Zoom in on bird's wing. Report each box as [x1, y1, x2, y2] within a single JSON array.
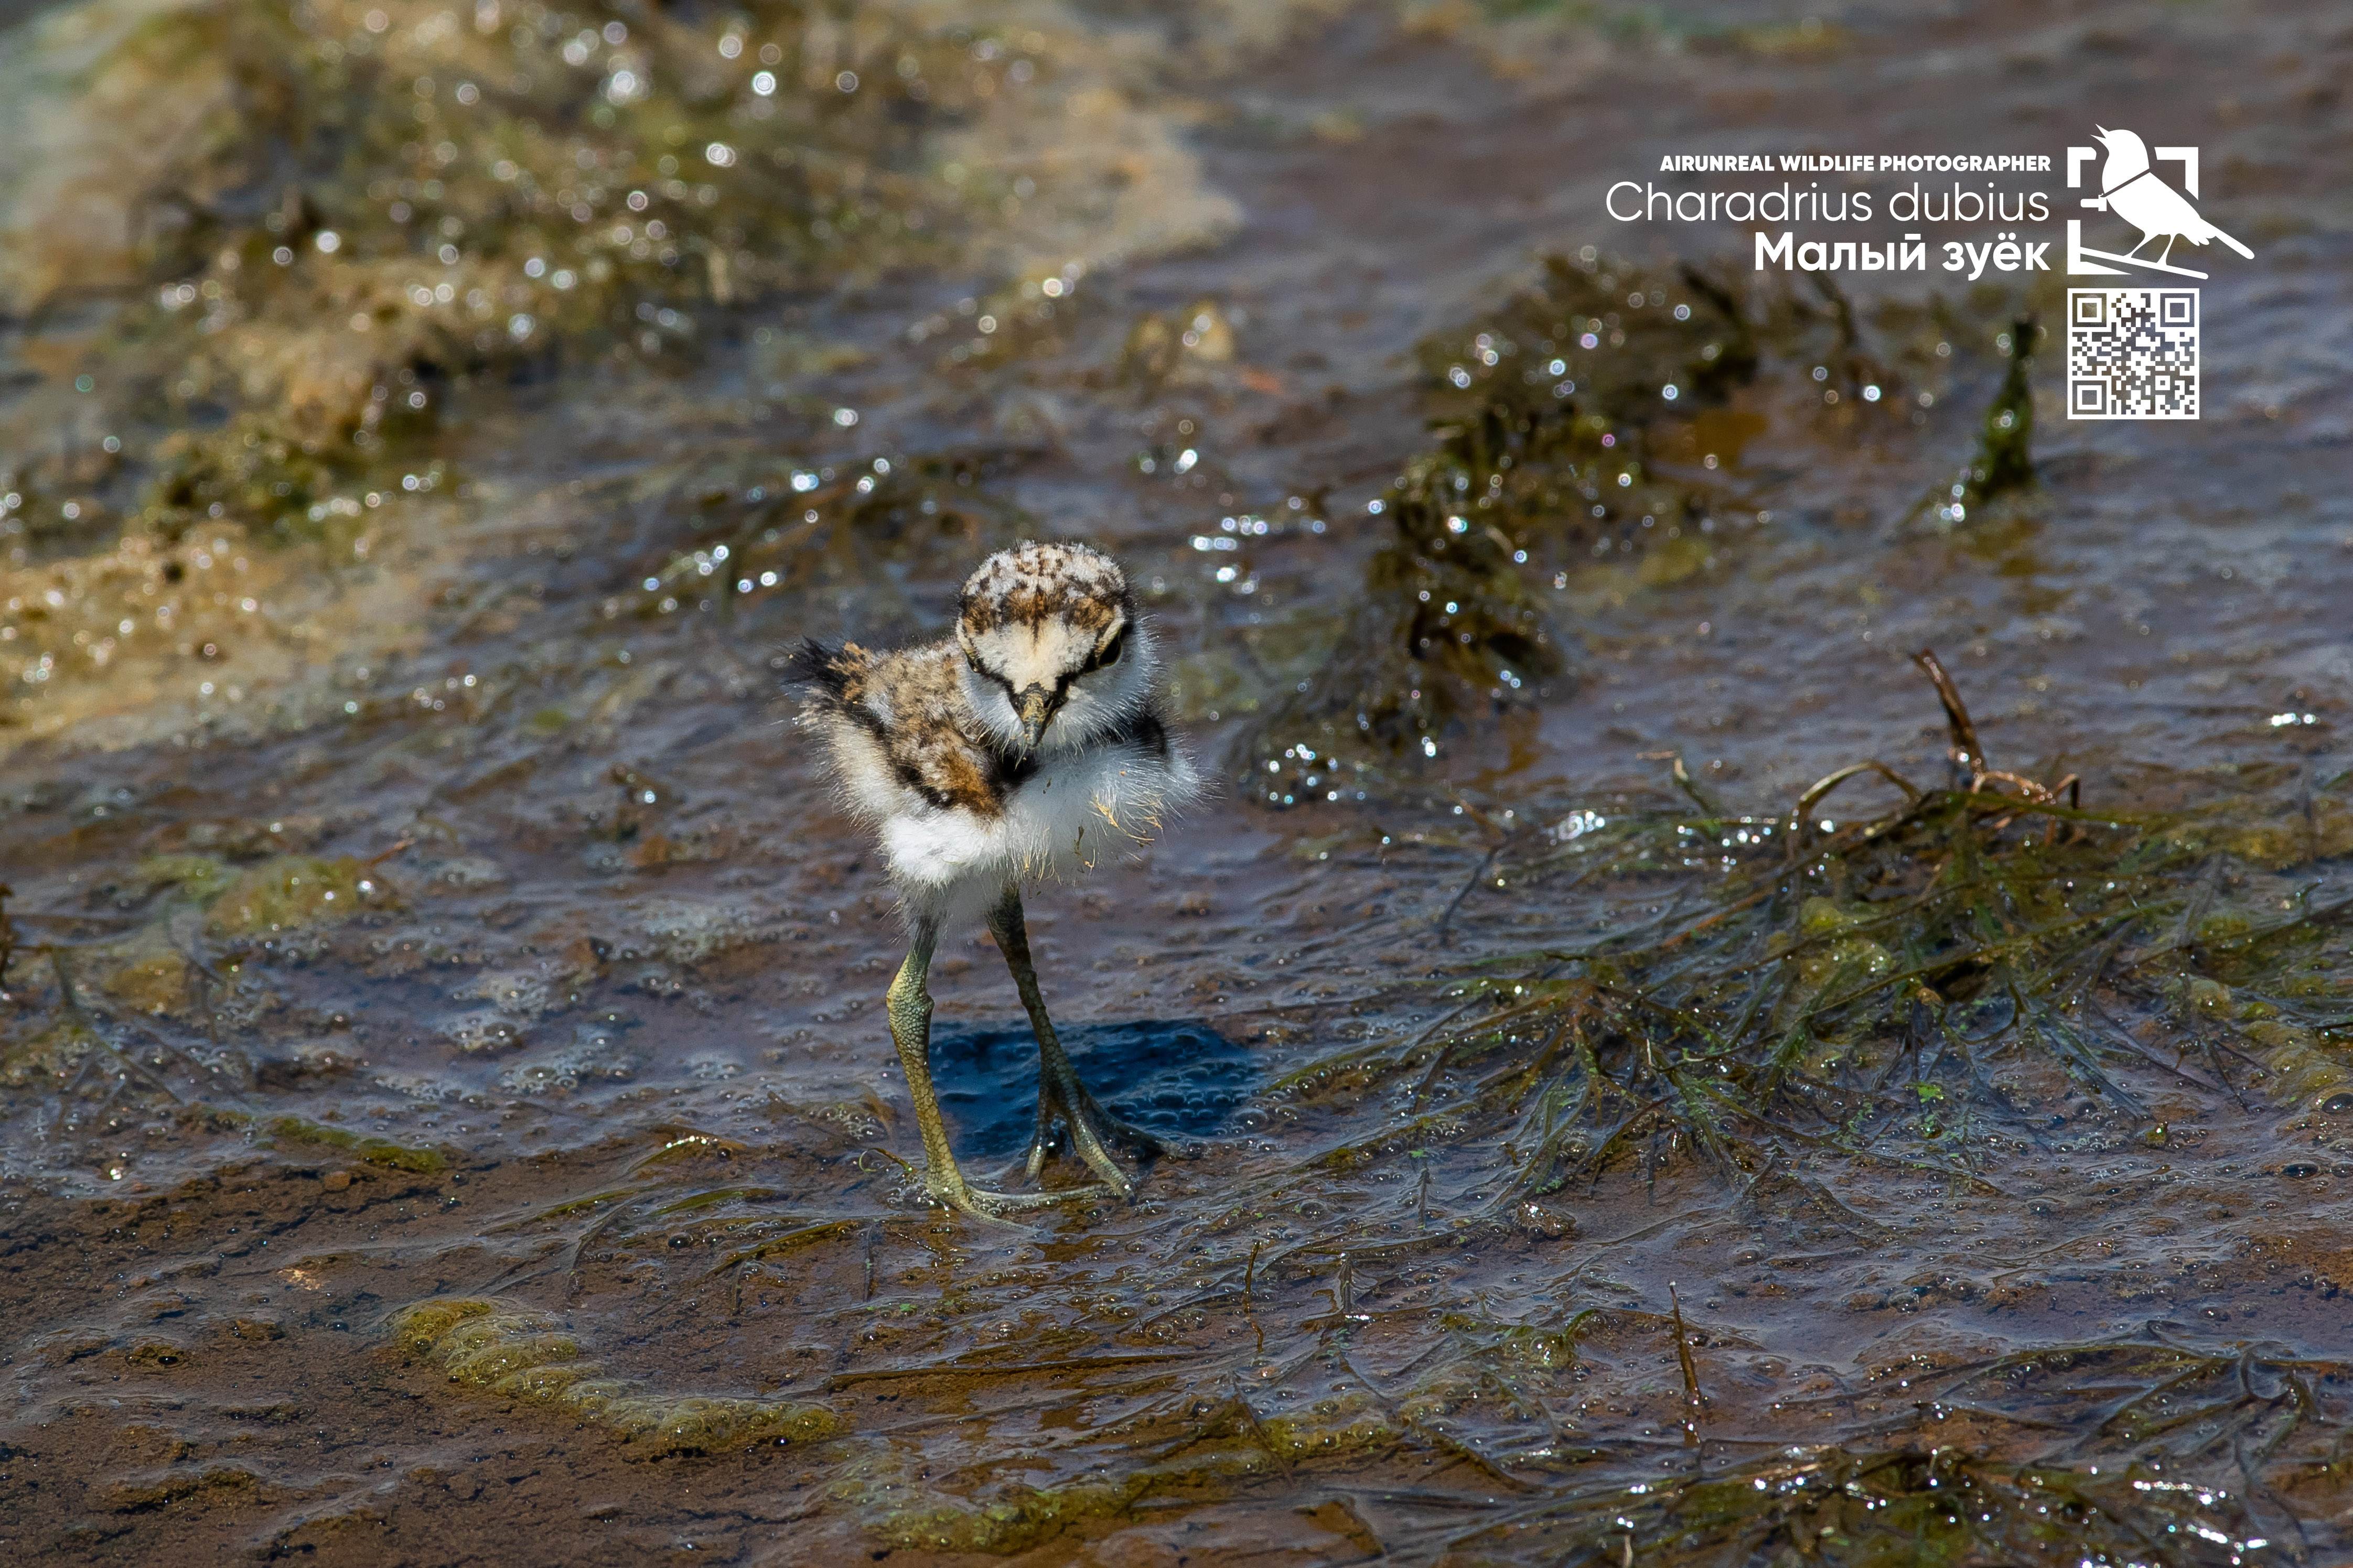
[[2118, 180, 2249, 255], [2112, 180, 2195, 236]]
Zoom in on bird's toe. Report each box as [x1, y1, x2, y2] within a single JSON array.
[[964, 1182, 1114, 1222], [919, 1161, 1114, 1225]]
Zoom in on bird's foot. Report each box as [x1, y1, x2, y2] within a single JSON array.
[[921, 1165, 1111, 1227], [1019, 1080, 1193, 1197]]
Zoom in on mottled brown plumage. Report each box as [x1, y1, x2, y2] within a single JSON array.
[[797, 638, 1028, 817], [958, 540, 1130, 634], [788, 542, 1200, 1223]]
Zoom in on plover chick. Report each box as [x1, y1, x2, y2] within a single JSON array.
[[792, 541, 1200, 1220]]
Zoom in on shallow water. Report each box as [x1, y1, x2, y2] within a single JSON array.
[[4, 1, 2352, 1563]]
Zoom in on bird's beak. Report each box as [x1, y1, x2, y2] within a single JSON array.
[[1015, 684, 1059, 751]]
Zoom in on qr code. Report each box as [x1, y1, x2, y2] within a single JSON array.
[[2067, 288, 2198, 419]]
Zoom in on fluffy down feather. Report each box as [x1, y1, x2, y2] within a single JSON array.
[[791, 611, 1197, 931]]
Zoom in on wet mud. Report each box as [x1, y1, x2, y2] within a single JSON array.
[[4, 1, 2353, 1563]]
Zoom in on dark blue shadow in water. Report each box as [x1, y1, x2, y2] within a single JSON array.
[[928, 1018, 1254, 1160]]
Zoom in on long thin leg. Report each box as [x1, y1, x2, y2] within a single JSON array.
[[987, 886, 1178, 1197], [886, 917, 1101, 1221]]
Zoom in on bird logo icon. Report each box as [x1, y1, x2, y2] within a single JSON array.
[[2067, 127, 2252, 279]]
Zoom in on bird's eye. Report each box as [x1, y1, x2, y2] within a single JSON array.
[[1089, 630, 1124, 671]]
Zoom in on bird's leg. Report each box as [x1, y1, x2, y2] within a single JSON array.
[[988, 886, 1177, 1197], [885, 920, 1097, 1221], [2121, 231, 2155, 259], [2156, 232, 2177, 268]]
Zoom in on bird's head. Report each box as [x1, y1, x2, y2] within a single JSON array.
[[955, 542, 1149, 756], [2092, 126, 2150, 169]]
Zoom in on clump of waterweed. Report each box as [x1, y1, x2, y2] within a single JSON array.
[[1237, 254, 1761, 803], [1289, 654, 2353, 1202], [390, 1295, 842, 1454], [113, 0, 1018, 527], [1922, 311, 2039, 527]]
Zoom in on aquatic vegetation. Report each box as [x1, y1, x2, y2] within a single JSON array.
[[0, 0, 1239, 557], [1114, 296, 1239, 392], [1432, 1329, 2347, 1563], [390, 1295, 843, 1454], [1922, 311, 2040, 526], [854, 1403, 1399, 1555], [0, 1012, 107, 1090], [1438, 1442, 2276, 1566], [2, 0, 1108, 733], [205, 853, 388, 936], [614, 444, 1034, 629], [1964, 313, 2040, 506], [97, 927, 198, 1014], [833, 1331, 1528, 1556], [1231, 256, 2007, 803], [266, 1113, 449, 1171], [0, 520, 328, 737], [1232, 259, 2053, 804], [104, 1463, 272, 1513], [1239, 253, 1765, 797], [824, 1258, 2351, 1559], [130, 0, 989, 363], [1288, 656, 2353, 1197], [142, 421, 444, 549], [24, 848, 387, 1018], [75, 0, 1009, 539]]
